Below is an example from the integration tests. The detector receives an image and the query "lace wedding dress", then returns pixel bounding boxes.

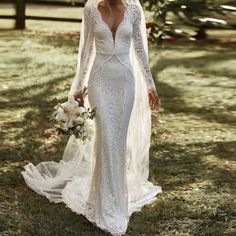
[21,1,162,235]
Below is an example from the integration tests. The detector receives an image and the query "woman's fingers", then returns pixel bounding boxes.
[74,92,84,106]
[153,98,157,110]
[148,90,160,111]
[150,93,155,110]
[149,92,153,110]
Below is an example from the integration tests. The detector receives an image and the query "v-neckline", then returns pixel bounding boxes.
[96,4,130,45]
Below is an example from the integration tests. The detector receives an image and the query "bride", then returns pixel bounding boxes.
[21,0,162,235]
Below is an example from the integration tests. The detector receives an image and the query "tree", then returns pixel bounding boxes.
[141,0,236,45]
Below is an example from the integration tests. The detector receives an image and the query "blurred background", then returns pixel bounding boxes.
[0,0,236,235]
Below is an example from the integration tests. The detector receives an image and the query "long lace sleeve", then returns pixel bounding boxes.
[132,6,157,93]
[74,6,95,94]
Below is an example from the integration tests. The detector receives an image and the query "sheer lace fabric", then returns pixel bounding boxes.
[75,4,157,94]
[21,2,162,236]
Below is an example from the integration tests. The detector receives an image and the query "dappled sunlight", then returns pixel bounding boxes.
[1,29,235,235]
[151,43,236,126]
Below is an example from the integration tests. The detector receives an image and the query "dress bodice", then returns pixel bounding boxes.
[75,3,157,94]
[93,4,133,54]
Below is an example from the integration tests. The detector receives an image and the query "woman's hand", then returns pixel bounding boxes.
[148,89,160,111]
[74,92,84,106]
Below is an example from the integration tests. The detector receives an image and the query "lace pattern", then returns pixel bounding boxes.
[75,5,95,94]
[130,5,157,93]
[74,4,157,94]
[21,3,162,236]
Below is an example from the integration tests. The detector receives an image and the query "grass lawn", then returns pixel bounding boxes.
[0,22,236,236]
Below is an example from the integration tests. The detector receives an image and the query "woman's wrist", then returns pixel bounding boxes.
[148,87,158,96]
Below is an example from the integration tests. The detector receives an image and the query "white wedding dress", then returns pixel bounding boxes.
[21,2,162,235]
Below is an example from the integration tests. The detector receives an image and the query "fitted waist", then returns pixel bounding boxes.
[91,52,133,75]
[96,50,130,55]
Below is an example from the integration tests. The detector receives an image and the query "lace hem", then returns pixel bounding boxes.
[61,179,162,236]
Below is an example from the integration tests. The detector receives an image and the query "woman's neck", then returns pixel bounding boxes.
[104,0,124,6]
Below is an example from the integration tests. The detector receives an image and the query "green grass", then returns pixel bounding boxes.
[0,28,236,235]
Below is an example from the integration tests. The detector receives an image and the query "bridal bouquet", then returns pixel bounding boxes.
[53,89,96,143]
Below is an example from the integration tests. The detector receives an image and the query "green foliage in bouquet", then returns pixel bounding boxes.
[141,0,236,44]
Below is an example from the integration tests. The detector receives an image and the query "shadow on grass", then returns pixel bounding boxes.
[1,31,235,236]
[209,141,236,162]
[146,139,236,235]
[0,73,74,187]
[156,43,236,80]
[150,43,236,125]
[150,140,235,190]
[153,76,235,126]
[16,189,109,236]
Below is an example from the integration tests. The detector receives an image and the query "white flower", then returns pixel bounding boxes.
[74,106,86,115]
[53,94,95,143]
[61,100,79,114]
[66,114,76,128]
[74,116,85,125]
[67,120,74,128]
[68,114,77,121]
[76,125,82,131]
[55,107,69,122]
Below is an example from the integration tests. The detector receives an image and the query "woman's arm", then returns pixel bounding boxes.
[132,6,160,110]
[132,6,157,94]
[74,6,95,96]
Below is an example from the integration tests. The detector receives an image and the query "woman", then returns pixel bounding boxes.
[21,0,162,235]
